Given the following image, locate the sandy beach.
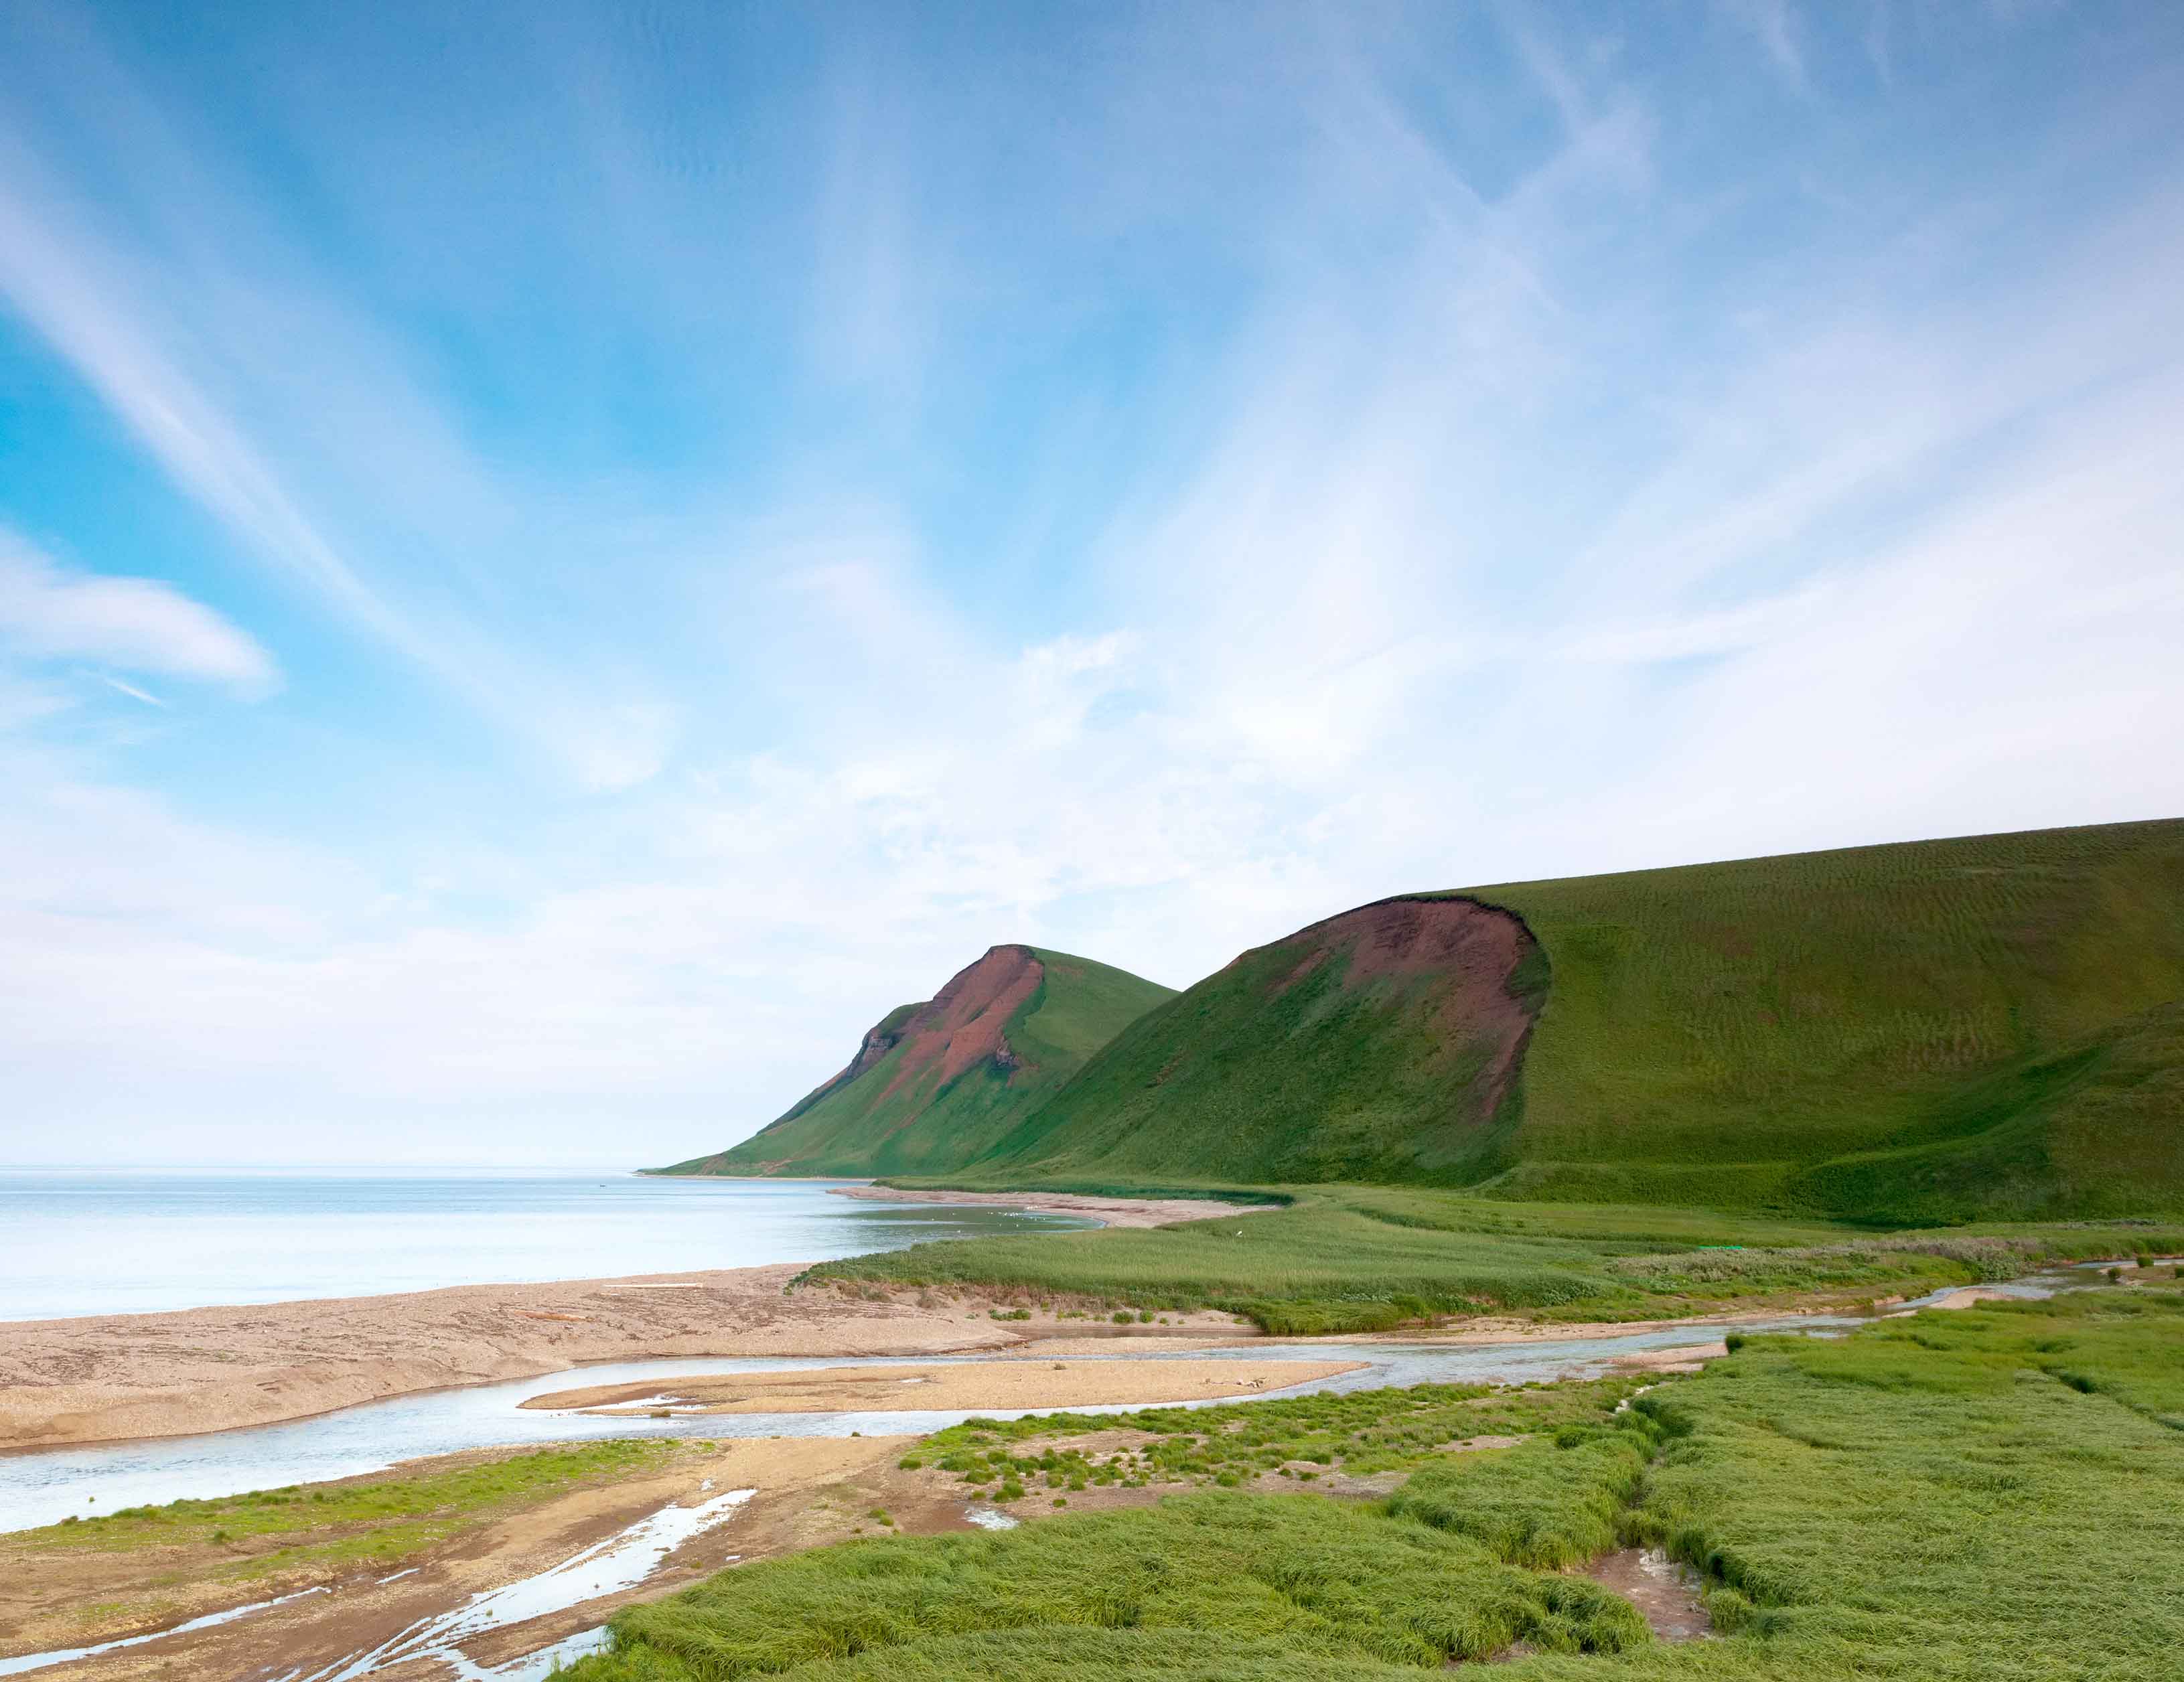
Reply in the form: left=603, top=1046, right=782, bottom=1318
left=0, top=1191, right=1262, bottom=1450
left=522, top=1357, right=1366, bottom=1416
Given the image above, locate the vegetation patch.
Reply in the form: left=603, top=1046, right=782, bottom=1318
left=561, top=1286, right=2184, bottom=1681
left=809, top=1187, right=2181, bottom=1334
left=15, top=1439, right=695, bottom=1565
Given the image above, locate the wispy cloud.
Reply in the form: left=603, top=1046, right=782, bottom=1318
left=0, top=2, right=2177, bottom=1162
left=0, top=530, right=276, bottom=694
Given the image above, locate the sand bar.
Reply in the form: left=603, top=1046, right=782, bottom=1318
left=523, top=1357, right=1366, bottom=1416
left=0, top=1191, right=1260, bottom=1450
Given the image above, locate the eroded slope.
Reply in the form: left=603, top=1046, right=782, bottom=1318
left=658, top=947, right=1175, bottom=1178
left=978, top=897, right=1546, bottom=1186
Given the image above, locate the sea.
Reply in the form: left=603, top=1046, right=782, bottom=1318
left=0, top=1167, right=1096, bottom=1322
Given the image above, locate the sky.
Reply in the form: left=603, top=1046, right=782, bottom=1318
left=1, top=1, right=2181, bottom=1167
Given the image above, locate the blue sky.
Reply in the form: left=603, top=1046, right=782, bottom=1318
left=2, top=1, right=2181, bottom=1166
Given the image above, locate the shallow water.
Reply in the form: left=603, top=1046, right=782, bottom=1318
left=292, top=1488, right=755, bottom=1681
left=0, top=1274, right=2083, bottom=1534
left=0, top=1586, right=330, bottom=1677
left=0, top=1169, right=1096, bottom=1322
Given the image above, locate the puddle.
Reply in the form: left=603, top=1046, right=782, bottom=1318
left=1584, top=1547, right=1710, bottom=1641
left=0, top=1586, right=327, bottom=1677
left=962, top=1506, right=1019, bottom=1531
left=295, top=1487, right=753, bottom=1681
left=482, top=1624, right=612, bottom=1680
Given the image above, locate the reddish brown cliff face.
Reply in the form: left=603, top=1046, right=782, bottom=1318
left=1268, top=896, right=1539, bottom=1121
left=876, top=945, right=1045, bottom=1098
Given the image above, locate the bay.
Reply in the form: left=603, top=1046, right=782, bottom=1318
left=0, top=1168, right=1095, bottom=1322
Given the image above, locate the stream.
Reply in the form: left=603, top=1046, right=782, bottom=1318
left=0, top=1272, right=2082, bottom=1534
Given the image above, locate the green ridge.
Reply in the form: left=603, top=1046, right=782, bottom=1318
left=652, top=946, right=1175, bottom=1179
left=958, top=819, right=2184, bottom=1219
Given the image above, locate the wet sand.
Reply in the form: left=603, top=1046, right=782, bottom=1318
left=0, top=1435, right=918, bottom=1679
left=0, top=1189, right=1264, bottom=1452
left=522, top=1357, right=1367, bottom=1416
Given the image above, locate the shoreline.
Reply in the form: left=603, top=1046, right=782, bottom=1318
left=0, top=1190, right=1265, bottom=1452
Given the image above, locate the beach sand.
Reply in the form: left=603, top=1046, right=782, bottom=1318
left=0, top=1192, right=1262, bottom=1450
left=522, top=1357, right=1366, bottom=1416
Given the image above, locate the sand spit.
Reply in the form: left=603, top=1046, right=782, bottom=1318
left=827, top=1184, right=1284, bottom=1227
left=0, top=1263, right=953, bottom=1449
left=0, top=1191, right=1268, bottom=1452
left=523, top=1358, right=1367, bottom=1417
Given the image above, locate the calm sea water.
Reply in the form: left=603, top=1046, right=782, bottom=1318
left=0, top=1169, right=1096, bottom=1322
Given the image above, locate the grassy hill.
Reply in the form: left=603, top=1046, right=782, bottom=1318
left=653, top=946, right=1174, bottom=1178
left=964, top=819, right=2184, bottom=1221
left=974, top=897, right=1547, bottom=1185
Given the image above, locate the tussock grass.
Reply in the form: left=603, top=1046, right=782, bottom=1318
left=562, top=1288, right=2184, bottom=1681
left=812, top=1186, right=2181, bottom=1334
left=565, top=1490, right=1647, bottom=1681
left=918, top=1373, right=1643, bottom=1496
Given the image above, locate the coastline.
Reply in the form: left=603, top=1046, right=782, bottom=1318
left=0, top=1191, right=1263, bottom=1451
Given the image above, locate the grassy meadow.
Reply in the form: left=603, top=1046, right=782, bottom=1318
left=561, top=1284, right=2184, bottom=1681
left=1471, top=818, right=2184, bottom=1221
left=808, top=1184, right=2183, bottom=1333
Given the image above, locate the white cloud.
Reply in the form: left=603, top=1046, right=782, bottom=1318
left=0, top=530, right=276, bottom=694
left=0, top=4, right=2179, bottom=1167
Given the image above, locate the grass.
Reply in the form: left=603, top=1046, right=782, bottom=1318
left=967, top=899, right=1543, bottom=1187
left=808, top=1184, right=2184, bottom=1333
left=654, top=947, right=1174, bottom=1178
left=912, top=1371, right=1646, bottom=1498
left=905, top=820, right=2184, bottom=1218
left=1469, top=817, right=2184, bottom=1219
left=563, top=1488, right=1649, bottom=1680
left=11, top=1439, right=695, bottom=1578
left=561, top=1285, right=2184, bottom=1681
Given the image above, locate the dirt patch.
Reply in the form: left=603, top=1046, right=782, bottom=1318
left=1610, top=1341, right=1728, bottom=1374
left=1582, top=1547, right=1713, bottom=1641
left=523, top=1359, right=1366, bottom=1417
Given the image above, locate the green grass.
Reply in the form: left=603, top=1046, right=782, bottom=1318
left=1470, top=818, right=2184, bottom=1219
left=968, top=901, right=1544, bottom=1187
left=13, top=1439, right=693, bottom=1572
left=561, top=1286, right=2184, bottom=1681
left=654, top=948, right=1174, bottom=1178
left=563, top=1488, right=1648, bottom=1680
left=809, top=1184, right=2183, bottom=1333
left=924, top=820, right=2184, bottom=1219
left=913, top=1371, right=1646, bottom=1497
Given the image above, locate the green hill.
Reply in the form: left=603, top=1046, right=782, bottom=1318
left=970, top=819, right=2184, bottom=1220
left=654, top=945, right=1175, bottom=1178
left=974, top=897, right=1548, bottom=1186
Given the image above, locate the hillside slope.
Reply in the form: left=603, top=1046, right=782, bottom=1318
left=974, top=819, right=2184, bottom=1219
left=656, top=946, right=1174, bottom=1178
left=976, top=898, right=1547, bottom=1185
